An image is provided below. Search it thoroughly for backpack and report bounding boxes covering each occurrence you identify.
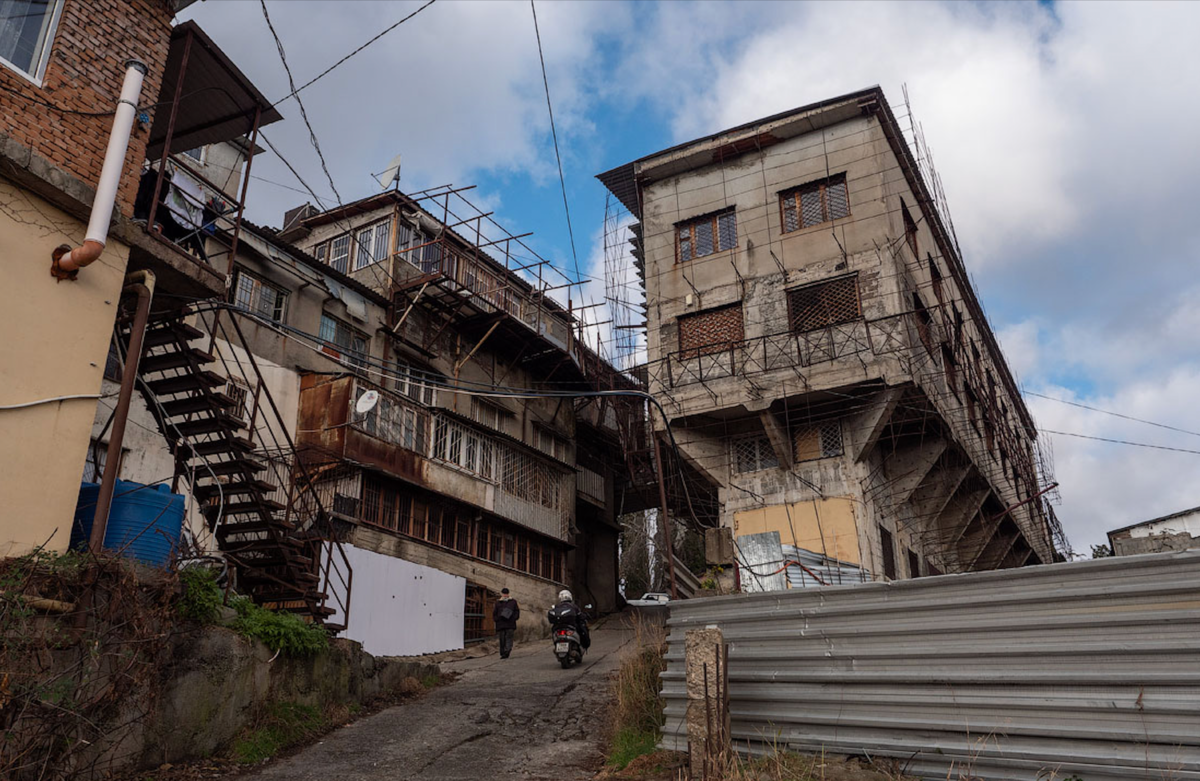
[498,601,515,622]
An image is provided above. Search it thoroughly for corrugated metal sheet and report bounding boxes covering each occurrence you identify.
[661,550,1200,780]
[781,545,870,588]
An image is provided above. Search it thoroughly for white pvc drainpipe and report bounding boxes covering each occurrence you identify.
[51,58,148,280]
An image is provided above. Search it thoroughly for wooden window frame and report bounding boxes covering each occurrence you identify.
[779,173,850,234]
[675,209,737,263]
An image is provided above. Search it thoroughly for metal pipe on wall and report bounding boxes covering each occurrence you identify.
[90,270,155,551]
[51,59,148,280]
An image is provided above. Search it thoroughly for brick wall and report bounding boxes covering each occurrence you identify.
[0,0,173,216]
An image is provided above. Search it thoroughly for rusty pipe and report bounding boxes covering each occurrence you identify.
[52,59,147,281]
[91,270,155,552]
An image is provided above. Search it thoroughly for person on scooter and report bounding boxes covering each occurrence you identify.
[548,589,590,650]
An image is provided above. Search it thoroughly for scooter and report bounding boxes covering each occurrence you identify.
[548,602,592,669]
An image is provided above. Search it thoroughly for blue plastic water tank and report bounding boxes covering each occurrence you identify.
[72,481,185,568]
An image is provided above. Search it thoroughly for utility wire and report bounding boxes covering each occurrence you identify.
[1041,430,1200,456]
[269,0,439,108]
[260,0,343,205]
[530,0,581,284]
[1025,391,1200,440]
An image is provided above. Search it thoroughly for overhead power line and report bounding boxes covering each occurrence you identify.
[1042,429,1200,456]
[530,0,582,284]
[1025,390,1200,440]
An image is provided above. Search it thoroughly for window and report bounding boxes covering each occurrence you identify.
[0,0,63,84]
[676,210,737,262]
[912,292,935,355]
[103,340,122,382]
[391,357,437,406]
[319,313,368,368]
[535,425,571,462]
[902,200,918,257]
[328,234,351,273]
[233,269,287,323]
[928,255,944,304]
[786,275,861,333]
[942,344,959,399]
[677,303,744,359]
[225,378,251,423]
[907,549,921,579]
[432,416,496,479]
[879,526,897,580]
[81,438,124,483]
[794,420,843,462]
[953,306,965,349]
[472,398,508,432]
[733,434,778,474]
[966,387,979,434]
[780,174,849,233]
[354,220,391,271]
[180,146,207,164]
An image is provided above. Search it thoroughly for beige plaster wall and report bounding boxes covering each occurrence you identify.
[0,181,128,555]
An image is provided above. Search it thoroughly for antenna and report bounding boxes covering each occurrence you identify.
[373,153,402,192]
[354,390,380,416]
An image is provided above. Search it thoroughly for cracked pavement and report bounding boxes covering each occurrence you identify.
[243,624,633,780]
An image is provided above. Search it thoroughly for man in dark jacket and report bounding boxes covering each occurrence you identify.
[492,588,519,659]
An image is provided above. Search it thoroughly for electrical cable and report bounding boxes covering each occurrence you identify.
[1025,391,1200,440]
[1041,430,1200,456]
[0,394,101,410]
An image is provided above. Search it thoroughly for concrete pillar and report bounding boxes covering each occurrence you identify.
[685,626,730,780]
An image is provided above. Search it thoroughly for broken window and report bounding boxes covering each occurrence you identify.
[232,268,287,323]
[732,434,778,474]
[794,419,843,462]
[786,275,861,333]
[902,200,918,258]
[912,292,935,355]
[780,173,850,233]
[677,210,737,262]
[879,526,897,580]
[678,303,744,358]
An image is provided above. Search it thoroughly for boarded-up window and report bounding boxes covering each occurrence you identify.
[678,303,744,358]
[794,420,843,462]
[733,434,779,474]
[879,526,897,580]
[781,173,850,232]
[677,210,737,262]
[786,275,861,333]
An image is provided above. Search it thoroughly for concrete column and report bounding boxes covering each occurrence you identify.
[685,626,730,780]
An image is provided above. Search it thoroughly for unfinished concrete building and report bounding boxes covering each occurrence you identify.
[599,87,1069,582]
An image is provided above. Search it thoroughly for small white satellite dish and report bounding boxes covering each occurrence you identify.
[355,390,380,415]
[375,153,402,191]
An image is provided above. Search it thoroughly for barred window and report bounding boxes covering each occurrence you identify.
[781,173,849,233]
[677,210,737,263]
[678,303,744,359]
[233,269,287,323]
[354,383,429,453]
[786,275,861,333]
[733,434,778,474]
[392,357,437,406]
[794,419,843,462]
[433,416,496,479]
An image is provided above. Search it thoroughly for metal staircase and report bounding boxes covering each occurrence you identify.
[119,305,350,628]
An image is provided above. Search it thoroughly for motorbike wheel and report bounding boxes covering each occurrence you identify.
[560,656,571,669]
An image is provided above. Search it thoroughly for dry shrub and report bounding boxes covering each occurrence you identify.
[608,613,668,769]
[397,676,423,697]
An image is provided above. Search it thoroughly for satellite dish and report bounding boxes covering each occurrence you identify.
[375,153,402,191]
[355,390,380,415]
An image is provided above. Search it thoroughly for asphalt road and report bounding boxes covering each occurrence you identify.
[243,623,633,781]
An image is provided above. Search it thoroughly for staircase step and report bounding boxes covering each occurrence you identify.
[172,414,246,437]
[216,499,287,515]
[146,370,225,395]
[143,322,204,348]
[139,348,216,374]
[161,392,236,418]
[194,479,274,499]
[200,459,266,477]
[239,570,319,586]
[183,437,254,458]
[215,518,297,536]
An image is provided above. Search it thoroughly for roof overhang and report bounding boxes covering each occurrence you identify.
[597,87,881,219]
[145,21,283,160]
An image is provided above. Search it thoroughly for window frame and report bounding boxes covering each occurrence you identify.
[319,313,369,368]
[779,173,850,234]
[0,0,64,86]
[677,302,745,359]
[785,273,862,334]
[675,209,737,263]
[232,268,288,324]
[732,434,779,474]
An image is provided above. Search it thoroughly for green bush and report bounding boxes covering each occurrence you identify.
[229,596,328,657]
[177,567,222,623]
[233,701,326,764]
[607,726,659,770]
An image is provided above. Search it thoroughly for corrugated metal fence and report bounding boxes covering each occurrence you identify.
[661,550,1200,780]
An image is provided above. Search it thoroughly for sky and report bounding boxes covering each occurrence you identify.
[177,0,1200,555]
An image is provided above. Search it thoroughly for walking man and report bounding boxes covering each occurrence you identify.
[493,587,519,659]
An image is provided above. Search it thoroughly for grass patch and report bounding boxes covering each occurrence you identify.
[232,701,327,764]
[608,726,660,771]
[606,614,667,769]
[420,673,441,689]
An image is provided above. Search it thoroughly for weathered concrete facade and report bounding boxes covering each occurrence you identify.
[599,88,1065,580]
[1108,505,1200,556]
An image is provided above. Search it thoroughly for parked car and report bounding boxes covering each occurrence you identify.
[627,592,671,607]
